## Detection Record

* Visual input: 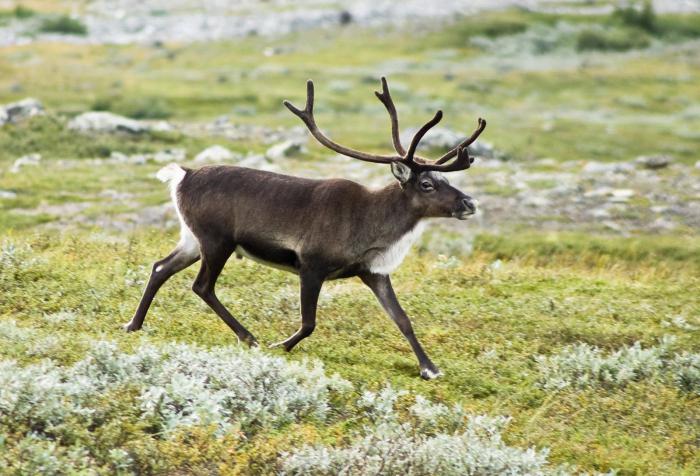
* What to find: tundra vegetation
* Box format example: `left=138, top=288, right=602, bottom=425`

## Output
left=0, top=1, right=699, bottom=475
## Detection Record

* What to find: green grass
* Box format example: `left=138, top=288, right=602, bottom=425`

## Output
left=1, top=229, right=698, bottom=474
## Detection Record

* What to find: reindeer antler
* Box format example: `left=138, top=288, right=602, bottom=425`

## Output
left=284, top=78, right=486, bottom=174
left=374, top=76, right=406, bottom=156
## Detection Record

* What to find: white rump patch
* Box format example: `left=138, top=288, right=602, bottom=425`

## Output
left=368, top=222, right=425, bottom=275
left=157, top=163, right=199, bottom=259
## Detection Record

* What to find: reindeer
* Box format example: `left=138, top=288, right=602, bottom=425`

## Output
left=125, top=78, right=486, bottom=379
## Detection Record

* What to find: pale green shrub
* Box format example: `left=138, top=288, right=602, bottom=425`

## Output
left=0, top=340, right=350, bottom=471
left=536, top=338, right=700, bottom=393
left=281, top=387, right=564, bottom=476
left=669, top=352, right=700, bottom=395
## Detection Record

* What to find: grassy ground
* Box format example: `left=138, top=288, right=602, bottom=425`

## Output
left=1, top=5, right=699, bottom=475
left=1, top=230, right=698, bottom=474
left=1, top=10, right=699, bottom=165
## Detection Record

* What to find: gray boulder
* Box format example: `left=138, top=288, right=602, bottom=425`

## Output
left=68, top=111, right=147, bottom=134
left=400, top=126, right=498, bottom=158
left=194, top=145, right=237, bottom=163
left=265, top=139, right=306, bottom=161
left=635, top=155, right=671, bottom=170
left=0, top=98, right=44, bottom=125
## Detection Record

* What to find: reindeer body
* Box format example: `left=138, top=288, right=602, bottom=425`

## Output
left=166, top=164, right=424, bottom=279
left=126, top=78, right=486, bottom=379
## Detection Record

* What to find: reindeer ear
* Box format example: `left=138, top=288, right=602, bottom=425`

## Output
left=391, top=162, right=413, bottom=185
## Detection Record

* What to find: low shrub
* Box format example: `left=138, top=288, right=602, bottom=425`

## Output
left=537, top=338, right=700, bottom=393
left=281, top=387, right=564, bottom=476
left=39, top=15, right=87, bottom=36
left=613, top=0, right=657, bottom=33
left=0, top=340, right=350, bottom=473
left=670, top=352, right=700, bottom=395
left=576, top=28, right=650, bottom=52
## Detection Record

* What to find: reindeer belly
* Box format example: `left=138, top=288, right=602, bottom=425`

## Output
left=234, top=242, right=299, bottom=274
left=366, top=222, right=425, bottom=275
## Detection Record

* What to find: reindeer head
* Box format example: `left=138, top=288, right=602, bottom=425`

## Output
left=284, top=77, right=486, bottom=220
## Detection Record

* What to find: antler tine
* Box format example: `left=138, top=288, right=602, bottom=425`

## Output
left=419, top=144, right=475, bottom=172
left=434, top=117, right=487, bottom=165
left=374, top=76, right=406, bottom=156
left=403, top=110, right=443, bottom=165
left=284, top=80, right=400, bottom=164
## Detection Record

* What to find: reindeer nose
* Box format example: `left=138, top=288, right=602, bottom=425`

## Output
left=461, top=197, right=477, bottom=214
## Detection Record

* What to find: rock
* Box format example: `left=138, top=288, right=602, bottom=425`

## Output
left=609, top=189, right=635, bottom=203
left=695, top=160, right=700, bottom=169
left=583, top=186, right=614, bottom=198
left=582, top=161, right=634, bottom=174
left=523, top=195, right=551, bottom=207
left=109, top=151, right=130, bottom=163
left=238, top=154, right=268, bottom=169
left=265, top=139, right=306, bottom=160
left=152, top=148, right=186, bottom=163
left=68, top=111, right=147, bottom=134
left=635, top=155, right=671, bottom=170
left=11, top=153, right=41, bottom=173
left=194, top=145, right=236, bottom=163
left=583, top=187, right=635, bottom=203
left=651, top=217, right=676, bottom=231
left=339, top=10, right=353, bottom=25
left=0, top=98, right=44, bottom=125
left=147, top=120, right=174, bottom=132
left=401, top=126, right=499, bottom=158
left=0, top=190, right=17, bottom=199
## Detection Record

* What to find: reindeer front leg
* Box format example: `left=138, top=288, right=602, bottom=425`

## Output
left=270, top=270, right=324, bottom=352
left=360, top=273, right=441, bottom=379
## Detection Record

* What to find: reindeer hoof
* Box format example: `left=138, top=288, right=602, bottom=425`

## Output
left=420, top=367, right=443, bottom=380
left=123, top=321, right=141, bottom=333
left=268, top=340, right=295, bottom=352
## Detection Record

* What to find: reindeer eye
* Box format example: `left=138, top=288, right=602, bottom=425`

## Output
left=420, top=181, right=435, bottom=192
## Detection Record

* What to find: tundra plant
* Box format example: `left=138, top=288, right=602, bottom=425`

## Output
left=669, top=352, right=700, bottom=395
left=281, top=387, right=564, bottom=476
left=0, top=340, right=350, bottom=472
left=537, top=337, right=700, bottom=393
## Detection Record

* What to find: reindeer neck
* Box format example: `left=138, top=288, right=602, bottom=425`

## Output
left=368, top=182, right=423, bottom=240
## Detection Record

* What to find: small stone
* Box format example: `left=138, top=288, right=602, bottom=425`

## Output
left=651, top=217, right=676, bottom=231
left=238, top=154, right=271, bottom=169
left=609, top=189, right=635, bottom=203
left=194, top=145, right=236, bottom=163
left=523, top=195, right=551, bottom=207
left=152, top=148, right=186, bottom=163
left=11, top=153, right=41, bottom=173
left=265, top=139, right=305, bottom=160
left=0, top=190, right=17, bottom=199
left=635, top=155, right=671, bottom=170
left=109, top=151, right=130, bottom=163
left=582, top=161, right=634, bottom=174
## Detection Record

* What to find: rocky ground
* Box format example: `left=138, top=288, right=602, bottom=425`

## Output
left=2, top=101, right=698, bottom=240
left=1, top=0, right=699, bottom=46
